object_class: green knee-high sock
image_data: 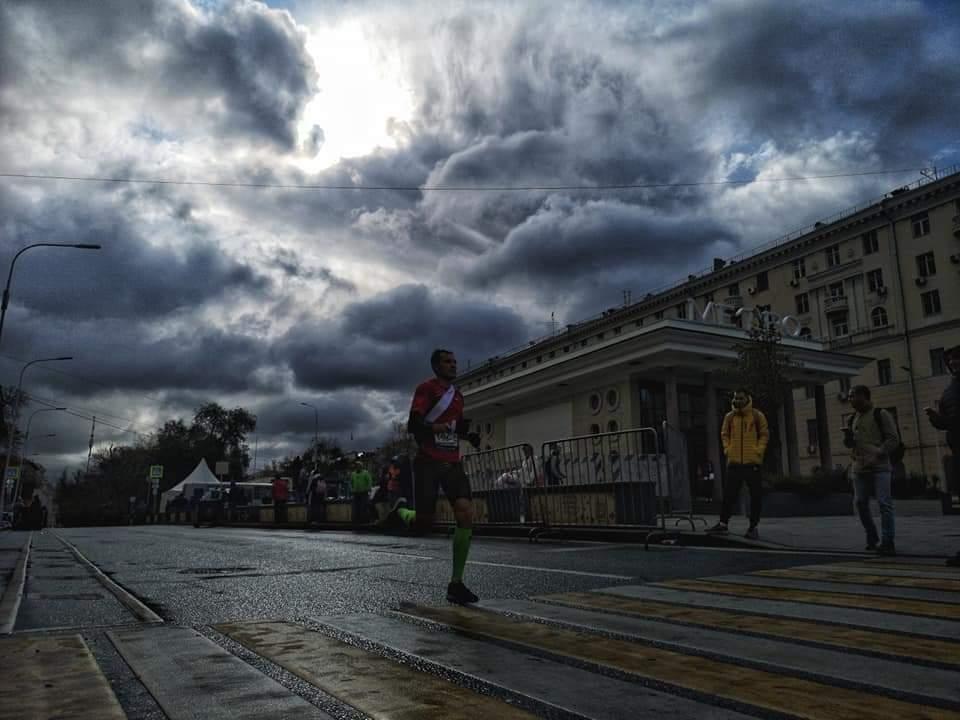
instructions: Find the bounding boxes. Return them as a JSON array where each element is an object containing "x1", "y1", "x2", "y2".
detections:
[
  {"x1": 397, "y1": 508, "x2": 416, "y2": 525},
  {"x1": 452, "y1": 527, "x2": 472, "y2": 583}
]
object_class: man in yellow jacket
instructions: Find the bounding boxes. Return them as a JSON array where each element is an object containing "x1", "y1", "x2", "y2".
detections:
[{"x1": 708, "y1": 388, "x2": 769, "y2": 539}]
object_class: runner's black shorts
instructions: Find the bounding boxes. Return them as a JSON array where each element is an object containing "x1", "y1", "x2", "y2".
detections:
[{"x1": 413, "y1": 457, "x2": 472, "y2": 512}]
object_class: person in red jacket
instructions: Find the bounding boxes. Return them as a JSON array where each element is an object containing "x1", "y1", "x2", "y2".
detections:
[
  {"x1": 272, "y1": 473, "x2": 289, "y2": 525},
  {"x1": 390, "y1": 348, "x2": 481, "y2": 604}
]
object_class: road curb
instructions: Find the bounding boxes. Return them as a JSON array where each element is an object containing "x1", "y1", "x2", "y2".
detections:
[
  {"x1": 55, "y1": 533, "x2": 164, "y2": 624},
  {"x1": 0, "y1": 532, "x2": 32, "y2": 634}
]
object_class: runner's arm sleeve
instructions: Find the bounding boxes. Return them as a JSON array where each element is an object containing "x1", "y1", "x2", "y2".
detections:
[{"x1": 407, "y1": 384, "x2": 435, "y2": 436}]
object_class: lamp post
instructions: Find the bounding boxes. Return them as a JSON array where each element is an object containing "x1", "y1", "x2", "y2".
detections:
[
  {"x1": 0, "y1": 242, "x2": 102, "y2": 349},
  {"x1": 12, "y1": 407, "x2": 67, "y2": 505},
  {"x1": 0, "y1": 357, "x2": 72, "y2": 516},
  {"x1": 300, "y1": 402, "x2": 319, "y2": 468}
]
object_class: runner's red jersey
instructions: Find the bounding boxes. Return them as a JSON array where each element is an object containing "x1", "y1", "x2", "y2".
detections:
[{"x1": 409, "y1": 377, "x2": 465, "y2": 463}]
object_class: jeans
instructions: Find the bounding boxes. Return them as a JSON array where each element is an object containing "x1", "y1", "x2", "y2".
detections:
[
  {"x1": 854, "y1": 470, "x2": 894, "y2": 545},
  {"x1": 352, "y1": 492, "x2": 368, "y2": 526},
  {"x1": 720, "y1": 464, "x2": 762, "y2": 527}
]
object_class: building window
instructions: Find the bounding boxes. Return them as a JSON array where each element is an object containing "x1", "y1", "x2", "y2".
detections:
[
  {"x1": 589, "y1": 423, "x2": 601, "y2": 435},
  {"x1": 839, "y1": 377, "x2": 851, "y2": 394},
  {"x1": 871, "y1": 306, "x2": 888, "y2": 328},
  {"x1": 654, "y1": 311, "x2": 664, "y2": 320},
  {"x1": 831, "y1": 314, "x2": 849, "y2": 337},
  {"x1": 826, "y1": 244, "x2": 841, "y2": 267},
  {"x1": 676, "y1": 303, "x2": 688, "y2": 319},
  {"x1": 597, "y1": 332, "x2": 605, "y2": 340},
  {"x1": 931, "y1": 347, "x2": 947, "y2": 376},
  {"x1": 606, "y1": 388, "x2": 621, "y2": 410},
  {"x1": 921, "y1": 290, "x2": 941, "y2": 316},
  {"x1": 911, "y1": 212, "x2": 930, "y2": 238},
  {"x1": 862, "y1": 229, "x2": 879, "y2": 255},
  {"x1": 755, "y1": 271, "x2": 769, "y2": 291},
  {"x1": 867, "y1": 268, "x2": 884, "y2": 292},
  {"x1": 806, "y1": 419, "x2": 819, "y2": 452},
  {"x1": 804, "y1": 384, "x2": 816, "y2": 400},
  {"x1": 613, "y1": 326, "x2": 622, "y2": 335},
  {"x1": 549, "y1": 351, "x2": 555, "y2": 359},
  {"x1": 795, "y1": 293, "x2": 810, "y2": 315},
  {"x1": 580, "y1": 340, "x2": 587, "y2": 347},
  {"x1": 588, "y1": 392, "x2": 602, "y2": 415},
  {"x1": 484, "y1": 422, "x2": 494, "y2": 435},
  {"x1": 799, "y1": 327, "x2": 813, "y2": 338},
  {"x1": 607, "y1": 420, "x2": 620, "y2": 433},
  {"x1": 793, "y1": 258, "x2": 806, "y2": 280},
  {"x1": 916, "y1": 251, "x2": 937, "y2": 277},
  {"x1": 828, "y1": 281, "x2": 844, "y2": 298},
  {"x1": 727, "y1": 282, "x2": 739, "y2": 297},
  {"x1": 877, "y1": 358, "x2": 892, "y2": 386}
]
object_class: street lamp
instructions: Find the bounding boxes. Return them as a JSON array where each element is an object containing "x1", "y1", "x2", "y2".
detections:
[
  {"x1": 0, "y1": 242, "x2": 102, "y2": 349},
  {"x1": 300, "y1": 402, "x2": 319, "y2": 468},
  {"x1": 0, "y1": 357, "x2": 72, "y2": 515},
  {"x1": 13, "y1": 407, "x2": 67, "y2": 504}
]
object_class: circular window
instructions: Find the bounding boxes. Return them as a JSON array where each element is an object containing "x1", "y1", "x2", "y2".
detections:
[
  {"x1": 588, "y1": 392, "x2": 602, "y2": 415},
  {"x1": 590, "y1": 423, "x2": 601, "y2": 435},
  {"x1": 606, "y1": 388, "x2": 620, "y2": 411},
  {"x1": 607, "y1": 420, "x2": 620, "y2": 433}
]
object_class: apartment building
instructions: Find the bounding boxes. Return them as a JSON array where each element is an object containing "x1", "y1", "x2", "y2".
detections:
[{"x1": 458, "y1": 167, "x2": 960, "y2": 485}]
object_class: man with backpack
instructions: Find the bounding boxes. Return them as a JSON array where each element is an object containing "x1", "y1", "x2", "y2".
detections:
[
  {"x1": 844, "y1": 385, "x2": 902, "y2": 556},
  {"x1": 707, "y1": 388, "x2": 769, "y2": 540},
  {"x1": 925, "y1": 344, "x2": 960, "y2": 567}
]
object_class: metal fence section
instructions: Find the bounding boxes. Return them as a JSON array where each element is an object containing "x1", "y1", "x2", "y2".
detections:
[
  {"x1": 460, "y1": 444, "x2": 540, "y2": 527},
  {"x1": 659, "y1": 421, "x2": 703, "y2": 530},
  {"x1": 538, "y1": 428, "x2": 664, "y2": 532}
]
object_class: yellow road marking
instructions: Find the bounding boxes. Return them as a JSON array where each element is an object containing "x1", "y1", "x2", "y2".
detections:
[
  {"x1": 804, "y1": 562, "x2": 960, "y2": 578},
  {"x1": 402, "y1": 605, "x2": 959, "y2": 720},
  {"x1": 216, "y1": 621, "x2": 537, "y2": 720},
  {"x1": 660, "y1": 579, "x2": 960, "y2": 619},
  {"x1": 0, "y1": 634, "x2": 126, "y2": 720},
  {"x1": 537, "y1": 591, "x2": 960, "y2": 667},
  {"x1": 861, "y1": 561, "x2": 960, "y2": 574},
  {"x1": 753, "y1": 568, "x2": 960, "y2": 592}
]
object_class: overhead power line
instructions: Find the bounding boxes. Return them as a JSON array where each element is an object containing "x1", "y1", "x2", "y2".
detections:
[{"x1": 0, "y1": 168, "x2": 928, "y2": 193}]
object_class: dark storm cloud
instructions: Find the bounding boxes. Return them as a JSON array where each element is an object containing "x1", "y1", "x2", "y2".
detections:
[
  {"x1": 667, "y1": 1, "x2": 960, "y2": 164},
  {"x1": 457, "y1": 195, "x2": 734, "y2": 295},
  {"x1": 3, "y1": 314, "x2": 277, "y2": 397},
  {"x1": 268, "y1": 246, "x2": 355, "y2": 290},
  {"x1": 281, "y1": 284, "x2": 531, "y2": 391},
  {"x1": 0, "y1": 186, "x2": 271, "y2": 320},
  {"x1": 0, "y1": 0, "x2": 317, "y2": 149},
  {"x1": 254, "y1": 394, "x2": 375, "y2": 436}
]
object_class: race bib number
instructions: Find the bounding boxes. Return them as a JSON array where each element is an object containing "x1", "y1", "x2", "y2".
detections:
[{"x1": 434, "y1": 431, "x2": 459, "y2": 448}]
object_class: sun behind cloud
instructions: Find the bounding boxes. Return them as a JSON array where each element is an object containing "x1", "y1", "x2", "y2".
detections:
[{"x1": 297, "y1": 20, "x2": 415, "y2": 171}]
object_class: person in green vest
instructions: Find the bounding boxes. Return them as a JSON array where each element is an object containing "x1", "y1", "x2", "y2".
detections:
[{"x1": 350, "y1": 460, "x2": 373, "y2": 527}]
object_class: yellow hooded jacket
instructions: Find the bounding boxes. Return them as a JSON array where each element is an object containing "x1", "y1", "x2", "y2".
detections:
[{"x1": 721, "y1": 399, "x2": 769, "y2": 466}]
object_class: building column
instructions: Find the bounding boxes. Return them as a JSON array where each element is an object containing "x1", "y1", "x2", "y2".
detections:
[
  {"x1": 704, "y1": 372, "x2": 723, "y2": 501},
  {"x1": 782, "y1": 386, "x2": 801, "y2": 477},
  {"x1": 663, "y1": 371, "x2": 690, "y2": 510},
  {"x1": 777, "y1": 404, "x2": 790, "y2": 478},
  {"x1": 814, "y1": 384, "x2": 833, "y2": 471}
]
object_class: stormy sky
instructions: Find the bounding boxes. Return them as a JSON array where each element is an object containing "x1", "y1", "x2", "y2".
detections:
[{"x1": 1, "y1": 0, "x2": 958, "y2": 478}]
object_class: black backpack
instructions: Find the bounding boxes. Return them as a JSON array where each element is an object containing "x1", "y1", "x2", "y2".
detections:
[{"x1": 848, "y1": 408, "x2": 905, "y2": 464}]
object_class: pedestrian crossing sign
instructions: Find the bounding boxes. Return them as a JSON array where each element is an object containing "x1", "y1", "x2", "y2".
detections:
[
  {"x1": 149, "y1": 465, "x2": 163, "y2": 479},
  {"x1": 5, "y1": 467, "x2": 19, "y2": 480}
]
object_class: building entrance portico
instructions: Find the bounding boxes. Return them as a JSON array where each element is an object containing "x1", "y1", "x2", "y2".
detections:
[{"x1": 459, "y1": 319, "x2": 870, "y2": 502}]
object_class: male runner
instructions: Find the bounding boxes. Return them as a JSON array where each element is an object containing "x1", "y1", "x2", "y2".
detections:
[{"x1": 391, "y1": 348, "x2": 481, "y2": 604}]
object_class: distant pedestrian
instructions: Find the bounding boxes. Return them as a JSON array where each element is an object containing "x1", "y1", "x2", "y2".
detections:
[
  {"x1": 926, "y1": 344, "x2": 960, "y2": 567},
  {"x1": 307, "y1": 472, "x2": 327, "y2": 525},
  {"x1": 350, "y1": 461, "x2": 372, "y2": 526},
  {"x1": 272, "y1": 473, "x2": 289, "y2": 524},
  {"x1": 845, "y1": 385, "x2": 901, "y2": 556},
  {"x1": 521, "y1": 445, "x2": 543, "y2": 487},
  {"x1": 544, "y1": 444, "x2": 565, "y2": 486},
  {"x1": 708, "y1": 388, "x2": 769, "y2": 540}
]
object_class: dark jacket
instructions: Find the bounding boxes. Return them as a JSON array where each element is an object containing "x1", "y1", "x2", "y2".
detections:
[{"x1": 931, "y1": 375, "x2": 960, "y2": 450}]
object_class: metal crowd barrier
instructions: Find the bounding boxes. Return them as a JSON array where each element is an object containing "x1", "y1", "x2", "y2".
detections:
[
  {"x1": 460, "y1": 444, "x2": 541, "y2": 533},
  {"x1": 537, "y1": 427, "x2": 665, "y2": 537}
]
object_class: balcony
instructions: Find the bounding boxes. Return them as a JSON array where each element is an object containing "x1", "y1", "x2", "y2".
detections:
[
  {"x1": 823, "y1": 295, "x2": 848, "y2": 314},
  {"x1": 726, "y1": 295, "x2": 744, "y2": 308}
]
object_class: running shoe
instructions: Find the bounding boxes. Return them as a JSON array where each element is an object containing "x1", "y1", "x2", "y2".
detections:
[
  {"x1": 744, "y1": 527, "x2": 759, "y2": 540},
  {"x1": 705, "y1": 522, "x2": 728, "y2": 534},
  {"x1": 446, "y1": 581, "x2": 479, "y2": 605},
  {"x1": 383, "y1": 498, "x2": 409, "y2": 529},
  {"x1": 877, "y1": 542, "x2": 896, "y2": 557},
  {"x1": 865, "y1": 541, "x2": 878, "y2": 551}
]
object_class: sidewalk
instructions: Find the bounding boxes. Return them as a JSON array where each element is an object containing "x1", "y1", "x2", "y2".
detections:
[
  {"x1": 1, "y1": 530, "x2": 31, "y2": 632},
  {"x1": 695, "y1": 511, "x2": 960, "y2": 557}
]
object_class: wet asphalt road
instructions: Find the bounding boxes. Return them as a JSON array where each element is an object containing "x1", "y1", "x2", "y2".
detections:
[
  {"x1": 15, "y1": 527, "x2": 859, "y2": 719},
  {"x1": 55, "y1": 526, "x2": 849, "y2": 627}
]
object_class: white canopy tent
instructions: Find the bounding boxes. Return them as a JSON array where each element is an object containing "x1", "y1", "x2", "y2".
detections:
[{"x1": 159, "y1": 459, "x2": 221, "y2": 511}]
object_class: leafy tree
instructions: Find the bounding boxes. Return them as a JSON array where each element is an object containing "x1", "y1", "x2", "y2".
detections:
[{"x1": 724, "y1": 322, "x2": 797, "y2": 476}]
